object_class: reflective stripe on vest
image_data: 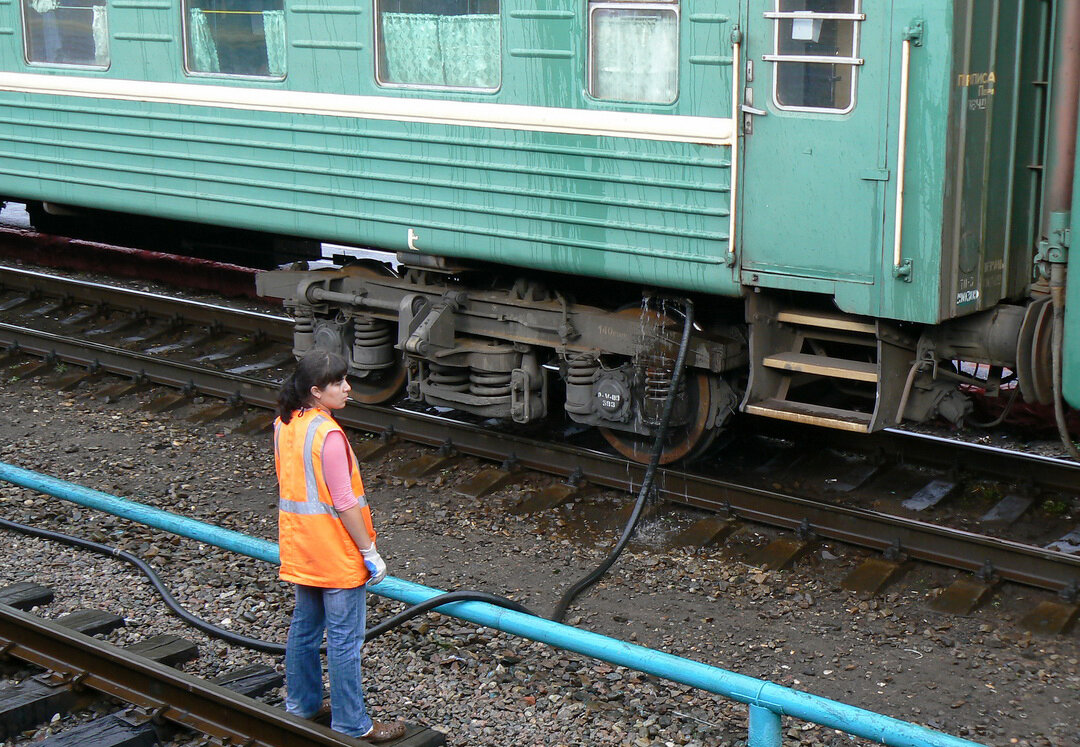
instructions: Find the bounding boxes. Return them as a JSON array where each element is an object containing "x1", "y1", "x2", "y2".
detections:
[{"x1": 277, "y1": 413, "x2": 339, "y2": 517}]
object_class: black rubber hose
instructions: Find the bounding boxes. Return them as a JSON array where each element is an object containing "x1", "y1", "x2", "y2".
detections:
[
  {"x1": 0, "y1": 517, "x2": 535, "y2": 653},
  {"x1": 551, "y1": 298, "x2": 695, "y2": 622}
]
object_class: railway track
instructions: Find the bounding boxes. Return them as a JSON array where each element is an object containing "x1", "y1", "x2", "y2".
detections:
[
  {"x1": 0, "y1": 582, "x2": 440, "y2": 746},
  {"x1": 1, "y1": 262, "x2": 1078, "y2": 631}
]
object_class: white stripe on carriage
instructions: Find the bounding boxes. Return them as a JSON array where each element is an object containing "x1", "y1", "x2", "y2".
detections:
[{"x1": 0, "y1": 72, "x2": 735, "y2": 146}]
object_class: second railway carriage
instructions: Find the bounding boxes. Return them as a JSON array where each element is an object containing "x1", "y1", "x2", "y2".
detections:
[{"x1": 0, "y1": 0, "x2": 1078, "y2": 463}]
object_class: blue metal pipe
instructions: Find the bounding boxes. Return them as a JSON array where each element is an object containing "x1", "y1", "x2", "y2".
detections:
[
  {"x1": 0, "y1": 460, "x2": 987, "y2": 747},
  {"x1": 749, "y1": 704, "x2": 783, "y2": 747}
]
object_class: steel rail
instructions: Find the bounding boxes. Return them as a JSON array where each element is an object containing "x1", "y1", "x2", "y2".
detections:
[
  {"x1": 0, "y1": 603, "x2": 374, "y2": 746},
  {"x1": 0, "y1": 321, "x2": 277, "y2": 402},
  {"x1": 6, "y1": 265, "x2": 1077, "y2": 486},
  {"x1": 880, "y1": 427, "x2": 1080, "y2": 492},
  {"x1": 1, "y1": 319, "x2": 1077, "y2": 595},
  {"x1": 754, "y1": 420, "x2": 1080, "y2": 495},
  {"x1": 0, "y1": 264, "x2": 291, "y2": 336}
]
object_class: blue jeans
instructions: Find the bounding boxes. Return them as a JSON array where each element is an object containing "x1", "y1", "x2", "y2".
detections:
[{"x1": 285, "y1": 584, "x2": 373, "y2": 737}]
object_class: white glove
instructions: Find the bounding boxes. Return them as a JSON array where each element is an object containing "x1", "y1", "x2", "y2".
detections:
[{"x1": 360, "y1": 545, "x2": 387, "y2": 585}]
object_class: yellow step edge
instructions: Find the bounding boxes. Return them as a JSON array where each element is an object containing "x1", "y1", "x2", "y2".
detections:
[
  {"x1": 745, "y1": 399, "x2": 873, "y2": 433},
  {"x1": 763, "y1": 352, "x2": 879, "y2": 383},
  {"x1": 777, "y1": 310, "x2": 878, "y2": 335}
]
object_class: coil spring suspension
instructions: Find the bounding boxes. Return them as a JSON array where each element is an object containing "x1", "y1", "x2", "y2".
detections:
[
  {"x1": 293, "y1": 307, "x2": 314, "y2": 335},
  {"x1": 427, "y1": 362, "x2": 470, "y2": 392},
  {"x1": 642, "y1": 356, "x2": 679, "y2": 426},
  {"x1": 290, "y1": 306, "x2": 316, "y2": 356},
  {"x1": 470, "y1": 370, "x2": 512, "y2": 398},
  {"x1": 351, "y1": 318, "x2": 395, "y2": 369},
  {"x1": 353, "y1": 318, "x2": 391, "y2": 346},
  {"x1": 567, "y1": 356, "x2": 600, "y2": 386}
]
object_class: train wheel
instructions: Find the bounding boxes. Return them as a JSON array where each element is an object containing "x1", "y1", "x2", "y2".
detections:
[
  {"x1": 600, "y1": 370, "x2": 720, "y2": 465},
  {"x1": 347, "y1": 360, "x2": 407, "y2": 405}
]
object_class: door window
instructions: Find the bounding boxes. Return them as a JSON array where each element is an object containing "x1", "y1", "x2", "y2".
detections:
[
  {"x1": 587, "y1": 1, "x2": 679, "y2": 105},
  {"x1": 183, "y1": 0, "x2": 286, "y2": 78},
  {"x1": 764, "y1": 0, "x2": 864, "y2": 113},
  {"x1": 22, "y1": 0, "x2": 109, "y2": 68},
  {"x1": 375, "y1": 0, "x2": 501, "y2": 90}
]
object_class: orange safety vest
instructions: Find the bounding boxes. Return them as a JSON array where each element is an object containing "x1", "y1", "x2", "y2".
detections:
[{"x1": 275, "y1": 408, "x2": 376, "y2": 588}]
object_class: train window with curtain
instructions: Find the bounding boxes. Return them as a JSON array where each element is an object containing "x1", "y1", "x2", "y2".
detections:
[
  {"x1": 765, "y1": 0, "x2": 864, "y2": 113},
  {"x1": 183, "y1": 0, "x2": 286, "y2": 78},
  {"x1": 22, "y1": 0, "x2": 110, "y2": 68},
  {"x1": 376, "y1": 0, "x2": 501, "y2": 90},
  {"x1": 587, "y1": 1, "x2": 679, "y2": 105}
]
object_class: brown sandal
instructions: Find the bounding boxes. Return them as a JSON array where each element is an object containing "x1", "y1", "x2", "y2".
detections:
[{"x1": 363, "y1": 719, "x2": 407, "y2": 743}]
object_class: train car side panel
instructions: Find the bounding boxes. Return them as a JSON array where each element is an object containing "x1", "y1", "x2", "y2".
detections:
[
  {"x1": 739, "y1": 0, "x2": 895, "y2": 318},
  {"x1": 938, "y1": 0, "x2": 1046, "y2": 317},
  {"x1": 0, "y1": 0, "x2": 741, "y2": 296},
  {"x1": 1065, "y1": 107, "x2": 1080, "y2": 410}
]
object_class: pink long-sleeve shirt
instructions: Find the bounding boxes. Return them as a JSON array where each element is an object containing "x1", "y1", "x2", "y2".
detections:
[{"x1": 321, "y1": 430, "x2": 359, "y2": 512}]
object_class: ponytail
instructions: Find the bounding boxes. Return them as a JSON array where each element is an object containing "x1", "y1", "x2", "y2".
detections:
[{"x1": 276, "y1": 349, "x2": 349, "y2": 423}]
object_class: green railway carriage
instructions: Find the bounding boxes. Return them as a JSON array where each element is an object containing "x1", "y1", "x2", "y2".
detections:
[{"x1": 0, "y1": 0, "x2": 1077, "y2": 462}]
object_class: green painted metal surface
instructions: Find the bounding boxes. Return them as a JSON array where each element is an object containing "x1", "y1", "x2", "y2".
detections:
[
  {"x1": 0, "y1": 2, "x2": 738, "y2": 296},
  {"x1": 938, "y1": 1, "x2": 1045, "y2": 318},
  {"x1": 1064, "y1": 123, "x2": 1080, "y2": 409},
  {"x1": 739, "y1": 0, "x2": 893, "y2": 314},
  {"x1": 0, "y1": 1, "x2": 1057, "y2": 326}
]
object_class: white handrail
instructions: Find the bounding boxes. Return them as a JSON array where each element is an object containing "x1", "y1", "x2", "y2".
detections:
[
  {"x1": 893, "y1": 38, "x2": 912, "y2": 273},
  {"x1": 729, "y1": 39, "x2": 740, "y2": 262}
]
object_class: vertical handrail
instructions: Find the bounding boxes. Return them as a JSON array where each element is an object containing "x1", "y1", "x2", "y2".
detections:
[
  {"x1": 892, "y1": 37, "x2": 912, "y2": 276},
  {"x1": 889, "y1": 28, "x2": 915, "y2": 280},
  {"x1": 729, "y1": 37, "x2": 741, "y2": 264}
]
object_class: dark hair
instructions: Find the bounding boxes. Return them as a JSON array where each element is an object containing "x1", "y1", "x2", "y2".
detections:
[{"x1": 277, "y1": 350, "x2": 349, "y2": 422}]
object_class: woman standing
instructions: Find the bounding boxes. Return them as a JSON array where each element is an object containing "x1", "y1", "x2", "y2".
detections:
[{"x1": 274, "y1": 350, "x2": 406, "y2": 742}]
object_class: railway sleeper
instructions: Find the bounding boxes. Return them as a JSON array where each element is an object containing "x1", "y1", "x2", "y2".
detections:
[
  {"x1": 0, "y1": 602, "x2": 190, "y2": 743},
  {"x1": 0, "y1": 582, "x2": 445, "y2": 746}
]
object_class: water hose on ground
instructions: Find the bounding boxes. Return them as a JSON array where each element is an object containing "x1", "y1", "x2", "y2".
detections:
[
  {"x1": 551, "y1": 298, "x2": 695, "y2": 623},
  {"x1": 0, "y1": 516, "x2": 534, "y2": 653}
]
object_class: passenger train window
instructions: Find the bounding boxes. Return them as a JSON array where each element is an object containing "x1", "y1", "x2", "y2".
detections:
[
  {"x1": 183, "y1": 0, "x2": 286, "y2": 78},
  {"x1": 764, "y1": 0, "x2": 864, "y2": 113},
  {"x1": 376, "y1": 0, "x2": 501, "y2": 90},
  {"x1": 587, "y1": 1, "x2": 679, "y2": 105},
  {"x1": 22, "y1": 0, "x2": 110, "y2": 68}
]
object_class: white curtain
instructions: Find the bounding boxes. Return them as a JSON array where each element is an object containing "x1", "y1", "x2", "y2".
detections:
[
  {"x1": 263, "y1": 9, "x2": 286, "y2": 76},
  {"x1": 188, "y1": 8, "x2": 221, "y2": 72},
  {"x1": 591, "y1": 10, "x2": 678, "y2": 104},
  {"x1": 29, "y1": 0, "x2": 58, "y2": 13},
  {"x1": 91, "y1": 4, "x2": 109, "y2": 65},
  {"x1": 381, "y1": 12, "x2": 500, "y2": 88}
]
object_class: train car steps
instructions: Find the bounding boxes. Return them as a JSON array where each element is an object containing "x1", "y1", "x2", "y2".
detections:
[
  {"x1": 761, "y1": 352, "x2": 878, "y2": 383},
  {"x1": 744, "y1": 296, "x2": 909, "y2": 433}
]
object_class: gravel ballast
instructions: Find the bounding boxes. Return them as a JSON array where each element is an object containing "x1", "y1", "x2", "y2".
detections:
[{"x1": 0, "y1": 371, "x2": 1076, "y2": 746}]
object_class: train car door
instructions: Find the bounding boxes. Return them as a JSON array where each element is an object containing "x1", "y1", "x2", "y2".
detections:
[{"x1": 738, "y1": 0, "x2": 890, "y2": 311}]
